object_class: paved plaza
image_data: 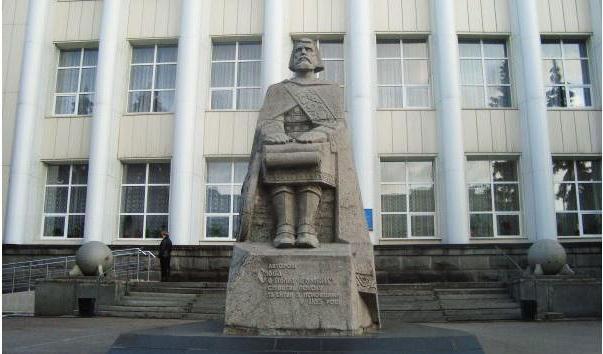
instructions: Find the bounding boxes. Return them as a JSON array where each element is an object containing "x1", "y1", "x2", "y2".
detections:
[{"x1": 1, "y1": 316, "x2": 600, "y2": 354}]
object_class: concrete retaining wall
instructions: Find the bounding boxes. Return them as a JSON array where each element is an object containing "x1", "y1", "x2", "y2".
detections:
[
  {"x1": 3, "y1": 290, "x2": 34, "y2": 313},
  {"x1": 3, "y1": 242, "x2": 601, "y2": 283},
  {"x1": 34, "y1": 278, "x2": 126, "y2": 316},
  {"x1": 511, "y1": 276, "x2": 602, "y2": 319}
]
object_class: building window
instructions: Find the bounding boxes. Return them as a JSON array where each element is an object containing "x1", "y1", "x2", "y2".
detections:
[
  {"x1": 380, "y1": 160, "x2": 436, "y2": 238},
  {"x1": 205, "y1": 160, "x2": 248, "y2": 239},
  {"x1": 467, "y1": 159, "x2": 521, "y2": 237},
  {"x1": 317, "y1": 40, "x2": 344, "y2": 86},
  {"x1": 128, "y1": 45, "x2": 177, "y2": 113},
  {"x1": 119, "y1": 163, "x2": 170, "y2": 238},
  {"x1": 42, "y1": 164, "x2": 88, "y2": 238},
  {"x1": 210, "y1": 41, "x2": 262, "y2": 110},
  {"x1": 542, "y1": 39, "x2": 592, "y2": 107},
  {"x1": 376, "y1": 39, "x2": 431, "y2": 109},
  {"x1": 553, "y1": 158, "x2": 601, "y2": 236},
  {"x1": 459, "y1": 39, "x2": 512, "y2": 108},
  {"x1": 54, "y1": 48, "x2": 98, "y2": 115}
]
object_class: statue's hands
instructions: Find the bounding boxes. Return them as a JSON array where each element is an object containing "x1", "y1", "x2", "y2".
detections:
[
  {"x1": 296, "y1": 130, "x2": 328, "y2": 144},
  {"x1": 263, "y1": 132, "x2": 293, "y2": 145}
]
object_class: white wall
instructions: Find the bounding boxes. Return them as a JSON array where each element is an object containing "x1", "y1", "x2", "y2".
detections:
[
  {"x1": 548, "y1": 110, "x2": 602, "y2": 154},
  {"x1": 373, "y1": 0, "x2": 430, "y2": 32},
  {"x1": 211, "y1": 0, "x2": 263, "y2": 35},
  {"x1": 462, "y1": 110, "x2": 521, "y2": 153},
  {"x1": 118, "y1": 115, "x2": 174, "y2": 158},
  {"x1": 52, "y1": 0, "x2": 103, "y2": 41},
  {"x1": 454, "y1": 0, "x2": 511, "y2": 32},
  {"x1": 537, "y1": 0, "x2": 592, "y2": 33},
  {"x1": 289, "y1": 0, "x2": 346, "y2": 33},
  {"x1": 126, "y1": 0, "x2": 182, "y2": 38},
  {"x1": 2, "y1": 0, "x2": 601, "y2": 244},
  {"x1": 375, "y1": 111, "x2": 437, "y2": 154}
]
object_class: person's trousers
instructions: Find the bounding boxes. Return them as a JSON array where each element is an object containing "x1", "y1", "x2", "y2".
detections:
[{"x1": 160, "y1": 257, "x2": 171, "y2": 281}]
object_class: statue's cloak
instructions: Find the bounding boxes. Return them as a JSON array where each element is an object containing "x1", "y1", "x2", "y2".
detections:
[{"x1": 237, "y1": 78, "x2": 380, "y2": 324}]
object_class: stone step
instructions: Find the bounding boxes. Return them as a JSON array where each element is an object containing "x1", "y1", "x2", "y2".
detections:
[
  {"x1": 444, "y1": 308, "x2": 522, "y2": 321},
  {"x1": 188, "y1": 298, "x2": 227, "y2": 307},
  {"x1": 435, "y1": 288, "x2": 508, "y2": 295},
  {"x1": 190, "y1": 298, "x2": 226, "y2": 304},
  {"x1": 432, "y1": 282, "x2": 505, "y2": 289},
  {"x1": 128, "y1": 287, "x2": 227, "y2": 295},
  {"x1": 437, "y1": 293, "x2": 511, "y2": 300},
  {"x1": 380, "y1": 310, "x2": 446, "y2": 322},
  {"x1": 120, "y1": 298, "x2": 189, "y2": 307},
  {"x1": 125, "y1": 294, "x2": 225, "y2": 304},
  {"x1": 98, "y1": 305, "x2": 191, "y2": 313},
  {"x1": 102, "y1": 281, "x2": 520, "y2": 323},
  {"x1": 379, "y1": 282, "x2": 505, "y2": 290},
  {"x1": 378, "y1": 295, "x2": 437, "y2": 303},
  {"x1": 128, "y1": 281, "x2": 226, "y2": 289},
  {"x1": 129, "y1": 281, "x2": 505, "y2": 290},
  {"x1": 440, "y1": 299, "x2": 520, "y2": 310},
  {"x1": 126, "y1": 291, "x2": 200, "y2": 299},
  {"x1": 379, "y1": 301, "x2": 441, "y2": 311},
  {"x1": 378, "y1": 284, "x2": 433, "y2": 291},
  {"x1": 189, "y1": 305, "x2": 225, "y2": 314},
  {"x1": 96, "y1": 310, "x2": 224, "y2": 320},
  {"x1": 377, "y1": 289, "x2": 434, "y2": 296}
]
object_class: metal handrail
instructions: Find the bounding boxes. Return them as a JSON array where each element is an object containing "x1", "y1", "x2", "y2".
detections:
[
  {"x1": 494, "y1": 246, "x2": 524, "y2": 272},
  {"x1": 2, "y1": 248, "x2": 157, "y2": 294}
]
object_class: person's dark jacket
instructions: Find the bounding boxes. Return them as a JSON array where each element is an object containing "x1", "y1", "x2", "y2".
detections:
[{"x1": 158, "y1": 236, "x2": 172, "y2": 259}]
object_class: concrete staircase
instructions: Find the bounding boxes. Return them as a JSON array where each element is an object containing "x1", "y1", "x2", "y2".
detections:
[
  {"x1": 97, "y1": 281, "x2": 521, "y2": 322},
  {"x1": 96, "y1": 281, "x2": 226, "y2": 320},
  {"x1": 379, "y1": 282, "x2": 522, "y2": 322}
]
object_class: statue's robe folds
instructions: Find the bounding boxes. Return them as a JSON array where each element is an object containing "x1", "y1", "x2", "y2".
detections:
[{"x1": 237, "y1": 78, "x2": 380, "y2": 326}]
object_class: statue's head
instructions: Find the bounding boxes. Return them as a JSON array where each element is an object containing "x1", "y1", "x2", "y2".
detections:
[{"x1": 289, "y1": 38, "x2": 324, "y2": 73}]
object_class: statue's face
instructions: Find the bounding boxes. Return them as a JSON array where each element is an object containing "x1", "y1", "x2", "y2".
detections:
[{"x1": 292, "y1": 41, "x2": 318, "y2": 71}]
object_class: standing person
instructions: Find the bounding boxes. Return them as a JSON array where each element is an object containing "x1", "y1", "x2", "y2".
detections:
[{"x1": 158, "y1": 230, "x2": 172, "y2": 282}]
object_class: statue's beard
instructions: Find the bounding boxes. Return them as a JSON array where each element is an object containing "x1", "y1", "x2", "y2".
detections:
[{"x1": 294, "y1": 57, "x2": 315, "y2": 71}]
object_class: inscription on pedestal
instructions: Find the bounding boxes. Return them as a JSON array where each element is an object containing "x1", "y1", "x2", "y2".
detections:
[
  {"x1": 258, "y1": 262, "x2": 342, "y2": 306},
  {"x1": 224, "y1": 244, "x2": 372, "y2": 334}
]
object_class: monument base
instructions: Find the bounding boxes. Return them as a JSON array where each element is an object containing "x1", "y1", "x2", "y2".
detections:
[
  {"x1": 108, "y1": 320, "x2": 485, "y2": 354},
  {"x1": 224, "y1": 243, "x2": 375, "y2": 336}
]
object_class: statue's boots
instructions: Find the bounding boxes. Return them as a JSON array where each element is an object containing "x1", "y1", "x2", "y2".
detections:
[
  {"x1": 295, "y1": 185, "x2": 321, "y2": 248},
  {"x1": 271, "y1": 186, "x2": 296, "y2": 248}
]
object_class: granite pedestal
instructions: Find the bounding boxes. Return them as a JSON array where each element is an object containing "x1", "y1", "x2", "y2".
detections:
[
  {"x1": 224, "y1": 243, "x2": 374, "y2": 336},
  {"x1": 108, "y1": 320, "x2": 485, "y2": 354}
]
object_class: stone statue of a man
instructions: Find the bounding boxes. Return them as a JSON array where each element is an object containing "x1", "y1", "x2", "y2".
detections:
[
  {"x1": 238, "y1": 38, "x2": 344, "y2": 249},
  {"x1": 231, "y1": 38, "x2": 380, "y2": 332}
]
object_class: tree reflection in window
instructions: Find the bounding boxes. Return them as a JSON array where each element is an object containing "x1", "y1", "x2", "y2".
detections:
[{"x1": 553, "y1": 159, "x2": 602, "y2": 236}]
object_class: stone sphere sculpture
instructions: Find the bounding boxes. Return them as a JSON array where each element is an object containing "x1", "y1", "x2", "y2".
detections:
[
  {"x1": 75, "y1": 241, "x2": 113, "y2": 276},
  {"x1": 527, "y1": 239, "x2": 567, "y2": 275}
]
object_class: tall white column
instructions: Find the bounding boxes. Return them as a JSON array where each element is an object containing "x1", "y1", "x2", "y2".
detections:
[
  {"x1": 168, "y1": 0, "x2": 206, "y2": 245},
  {"x1": 346, "y1": 0, "x2": 376, "y2": 230},
  {"x1": 510, "y1": 0, "x2": 557, "y2": 240},
  {"x1": 590, "y1": 0, "x2": 602, "y2": 108},
  {"x1": 4, "y1": 0, "x2": 50, "y2": 244},
  {"x1": 83, "y1": 0, "x2": 121, "y2": 242},
  {"x1": 262, "y1": 0, "x2": 289, "y2": 93},
  {"x1": 431, "y1": 0, "x2": 470, "y2": 243}
]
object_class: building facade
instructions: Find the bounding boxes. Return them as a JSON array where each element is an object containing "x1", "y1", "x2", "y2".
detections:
[{"x1": 3, "y1": 0, "x2": 602, "y2": 248}]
